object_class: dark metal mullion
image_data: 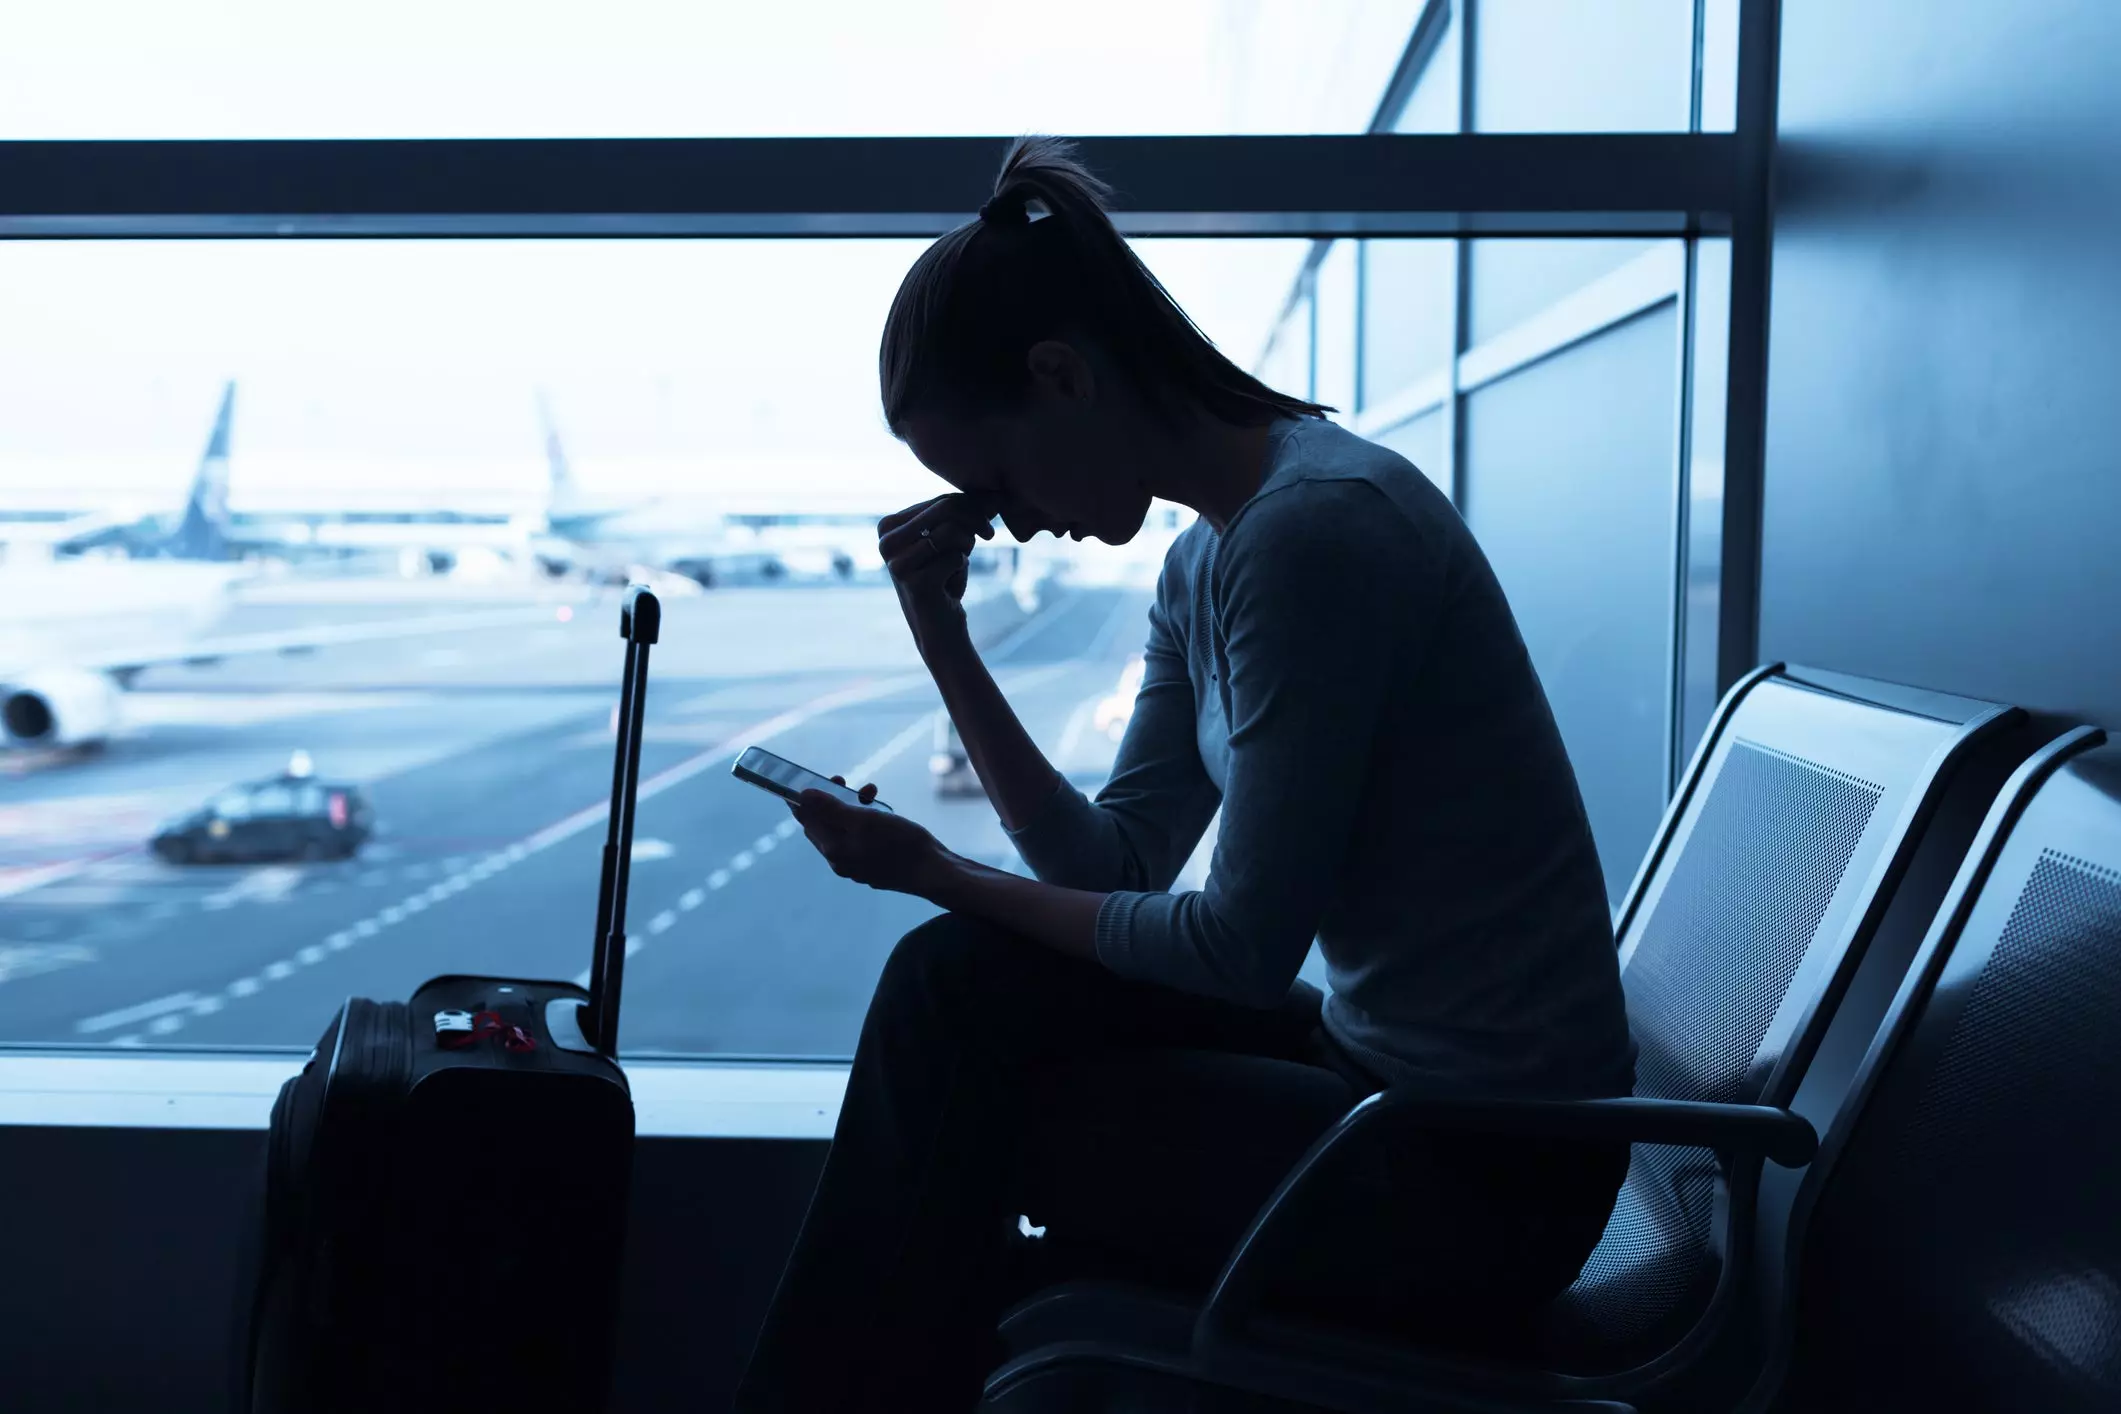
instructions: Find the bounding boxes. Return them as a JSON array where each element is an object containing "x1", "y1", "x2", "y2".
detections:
[
  {"x1": 1667, "y1": 0, "x2": 1713, "y2": 796},
  {"x1": 1715, "y1": 0, "x2": 1780, "y2": 694},
  {"x1": 1446, "y1": 0, "x2": 1479, "y2": 515}
]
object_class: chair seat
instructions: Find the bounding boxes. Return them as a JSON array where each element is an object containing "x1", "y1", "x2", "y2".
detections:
[{"x1": 991, "y1": 1282, "x2": 1640, "y2": 1414}]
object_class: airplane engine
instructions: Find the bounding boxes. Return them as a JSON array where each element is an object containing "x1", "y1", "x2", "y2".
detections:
[{"x1": 1, "y1": 668, "x2": 122, "y2": 747}]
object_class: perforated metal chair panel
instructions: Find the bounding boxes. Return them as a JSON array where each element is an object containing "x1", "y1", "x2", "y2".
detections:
[
  {"x1": 1545, "y1": 729, "x2": 1888, "y2": 1366},
  {"x1": 1808, "y1": 760, "x2": 2121, "y2": 1412}
]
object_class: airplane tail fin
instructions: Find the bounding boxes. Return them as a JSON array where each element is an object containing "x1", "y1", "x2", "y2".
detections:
[
  {"x1": 536, "y1": 389, "x2": 577, "y2": 513},
  {"x1": 168, "y1": 380, "x2": 235, "y2": 560}
]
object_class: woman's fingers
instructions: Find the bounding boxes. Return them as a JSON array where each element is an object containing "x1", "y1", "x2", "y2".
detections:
[
  {"x1": 876, "y1": 496, "x2": 949, "y2": 538},
  {"x1": 877, "y1": 495, "x2": 999, "y2": 564}
]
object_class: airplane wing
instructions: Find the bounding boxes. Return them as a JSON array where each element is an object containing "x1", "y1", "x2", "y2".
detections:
[{"x1": 76, "y1": 604, "x2": 578, "y2": 677}]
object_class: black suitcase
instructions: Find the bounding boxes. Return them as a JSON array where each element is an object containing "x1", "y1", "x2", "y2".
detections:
[{"x1": 239, "y1": 586, "x2": 660, "y2": 1414}]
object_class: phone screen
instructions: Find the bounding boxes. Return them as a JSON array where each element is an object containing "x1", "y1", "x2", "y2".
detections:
[{"x1": 731, "y1": 747, "x2": 892, "y2": 812}]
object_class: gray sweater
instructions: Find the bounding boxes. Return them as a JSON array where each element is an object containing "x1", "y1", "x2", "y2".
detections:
[{"x1": 1008, "y1": 416, "x2": 1635, "y2": 1099}]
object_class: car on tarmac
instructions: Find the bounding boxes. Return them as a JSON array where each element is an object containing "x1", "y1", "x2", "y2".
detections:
[{"x1": 151, "y1": 758, "x2": 374, "y2": 864}]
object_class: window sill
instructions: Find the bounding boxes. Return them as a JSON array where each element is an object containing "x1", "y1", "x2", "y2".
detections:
[{"x1": 0, "y1": 1053, "x2": 847, "y2": 1138}]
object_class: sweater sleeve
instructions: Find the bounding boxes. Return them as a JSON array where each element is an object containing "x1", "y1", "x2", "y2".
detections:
[
  {"x1": 1094, "y1": 480, "x2": 1441, "y2": 1006},
  {"x1": 1005, "y1": 549, "x2": 1223, "y2": 893}
]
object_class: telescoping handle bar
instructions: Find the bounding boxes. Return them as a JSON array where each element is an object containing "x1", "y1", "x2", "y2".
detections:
[{"x1": 582, "y1": 585, "x2": 660, "y2": 1057}]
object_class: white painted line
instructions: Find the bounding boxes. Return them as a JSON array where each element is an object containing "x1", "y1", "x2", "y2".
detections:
[
  {"x1": 632, "y1": 838, "x2": 676, "y2": 862},
  {"x1": 263, "y1": 961, "x2": 294, "y2": 981},
  {"x1": 648, "y1": 910, "x2": 676, "y2": 935},
  {"x1": 754, "y1": 834, "x2": 777, "y2": 854},
  {"x1": 841, "y1": 710, "x2": 942, "y2": 788},
  {"x1": 515, "y1": 671, "x2": 931, "y2": 858},
  {"x1": 190, "y1": 996, "x2": 224, "y2": 1017},
  {"x1": 229, "y1": 978, "x2": 261, "y2": 998},
  {"x1": 110, "y1": 1034, "x2": 144, "y2": 1048},
  {"x1": 775, "y1": 818, "x2": 801, "y2": 839},
  {"x1": 76, "y1": 992, "x2": 202, "y2": 1035},
  {"x1": 732, "y1": 852, "x2": 755, "y2": 872},
  {"x1": 327, "y1": 932, "x2": 355, "y2": 951},
  {"x1": 147, "y1": 1014, "x2": 185, "y2": 1036},
  {"x1": 402, "y1": 896, "x2": 429, "y2": 915},
  {"x1": 0, "y1": 856, "x2": 98, "y2": 902},
  {"x1": 379, "y1": 905, "x2": 406, "y2": 925},
  {"x1": 708, "y1": 869, "x2": 731, "y2": 889},
  {"x1": 679, "y1": 888, "x2": 705, "y2": 910},
  {"x1": 572, "y1": 935, "x2": 645, "y2": 990},
  {"x1": 297, "y1": 946, "x2": 326, "y2": 965},
  {"x1": 354, "y1": 918, "x2": 381, "y2": 937}
]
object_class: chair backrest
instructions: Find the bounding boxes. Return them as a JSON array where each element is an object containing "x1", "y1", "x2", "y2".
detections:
[
  {"x1": 1543, "y1": 666, "x2": 2016, "y2": 1370},
  {"x1": 1772, "y1": 729, "x2": 2121, "y2": 1413}
]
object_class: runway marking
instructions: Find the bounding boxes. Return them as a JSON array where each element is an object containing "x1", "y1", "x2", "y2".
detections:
[
  {"x1": 732, "y1": 851, "x2": 755, "y2": 871},
  {"x1": 679, "y1": 889, "x2": 705, "y2": 911},
  {"x1": 229, "y1": 977, "x2": 261, "y2": 998},
  {"x1": 648, "y1": 910, "x2": 676, "y2": 935},
  {"x1": 0, "y1": 942, "x2": 98, "y2": 985},
  {"x1": 263, "y1": 961, "x2": 295, "y2": 981},
  {"x1": 753, "y1": 834, "x2": 777, "y2": 854},
  {"x1": 775, "y1": 818, "x2": 801, "y2": 839},
  {"x1": 708, "y1": 869, "x2": 731, "y2": 889},
  {"x1": 75, "y1": 991, "x2": 202, "y2": 1035},
  {"x1": 327, "y1": 931, "x2": 356, "y2": 951},
  {"x1": 297, "y1": 945, "x2": 326, "y2": 965}
]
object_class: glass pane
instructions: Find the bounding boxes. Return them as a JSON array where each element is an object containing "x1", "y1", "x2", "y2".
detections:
[
  {"x1": 2, "y1": 0, "x2": 1431, "y2": 139},
  {"x1": 1373, "y1": 408, "x2": 1451, "y2": 496},
  {"x1": 1466, "y1": 238, "x2": 1661, "y2": 347},
  {"x1": 1313, "y1": 242, "x2": 1359, "y2": 420},
  {"x1": 1359, "y1": 239, "x2": 1456, "y2": 412},
  {"x1": 0, "y1": 235, "x2": 1302, "y2": 1056},
  {"x1": 1391, "y1": 3, "x2": 1463, "y2": 133},
  {"x1": 1677, "y1": 239, "x2": 1730, "y2": 780},
  {"x1": 1461, "y1": 305, "x2": 1679, "y2": 906},
  {"x1": 1699, "y1": 0, "x2": 1741, "y2": 133},
  {"x1": 1257, "y1": 293, "x2": 1315, "y2": 403},
  {"x1": 1471, "y1": 0, "x2": 1695, "y2": 133}
]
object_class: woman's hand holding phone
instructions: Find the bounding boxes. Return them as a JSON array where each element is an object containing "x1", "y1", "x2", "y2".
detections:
[{"x1": 790, "y1": 775, "x2": 954, "y2": 899}]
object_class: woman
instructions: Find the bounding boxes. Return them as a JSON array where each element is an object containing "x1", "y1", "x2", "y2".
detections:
[{"x1": 736, "y1": 137, "x2": 1635, "y2": 1413}]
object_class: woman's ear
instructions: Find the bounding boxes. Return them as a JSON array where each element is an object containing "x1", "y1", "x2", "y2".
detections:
[{"x1": 1025, "y1": 340, "x2": 1095, "y2": 405}]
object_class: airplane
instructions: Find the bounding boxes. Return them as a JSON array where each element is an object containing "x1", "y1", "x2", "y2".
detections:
[
  {"x1": 1, "y1": 381, "x2": 237, "y2": 563},
  {"x1": 0, "y1": 385, "x2": 574, "y2": 752},
  {"x1": 527, "y1": 393, "x2": 872, "y2": 587}
]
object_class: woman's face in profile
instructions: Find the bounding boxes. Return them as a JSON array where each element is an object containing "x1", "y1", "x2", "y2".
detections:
[{"x1": 897, "y1": 346, "x2": 1156, "y2": 546}]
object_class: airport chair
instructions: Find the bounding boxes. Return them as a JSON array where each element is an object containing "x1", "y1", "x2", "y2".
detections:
[
  {"x1": 1751, "y1": 726, "x2": 2121, "y2": 1414},
  {"x1": 981, "y1": 666, "x2": 2021, "y2": 1414}
]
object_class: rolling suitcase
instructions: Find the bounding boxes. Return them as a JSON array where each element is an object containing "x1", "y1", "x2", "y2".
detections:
[{"x1": 240, "y1": 585, "x2": 660, "y2": 1414}]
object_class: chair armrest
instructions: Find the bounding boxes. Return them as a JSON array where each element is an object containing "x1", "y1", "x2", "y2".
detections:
[
  {"x1": 1369, "y1": 1092, "x2": 1817, "y2": 1167},
  {"x1": 1195, "y1": 1089, "x2": 1816, "y2": 1351}
]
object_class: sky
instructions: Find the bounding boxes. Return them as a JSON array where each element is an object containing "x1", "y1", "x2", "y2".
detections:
[{"x1": 0, "y1": 1, "x2": 1426, "y2": 515}]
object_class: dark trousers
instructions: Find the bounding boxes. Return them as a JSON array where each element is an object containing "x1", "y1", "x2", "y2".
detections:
[{"x1": 734, "y1": 914, "x2": 1627, "y2": 1413}]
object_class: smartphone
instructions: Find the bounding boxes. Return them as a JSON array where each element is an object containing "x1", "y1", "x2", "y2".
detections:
[{"x1": 732, "y1": 746, "x2": 893, "y2": 813}]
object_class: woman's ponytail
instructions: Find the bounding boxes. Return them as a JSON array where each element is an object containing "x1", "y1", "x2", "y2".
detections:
[{"x1": 881, "y1": 136, "x2": 1329, "y2": 430}]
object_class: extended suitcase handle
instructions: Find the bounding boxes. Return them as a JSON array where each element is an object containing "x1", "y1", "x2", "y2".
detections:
[{"x1": 581, "y1": 585, "x2": 659, "y2": 1056}]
